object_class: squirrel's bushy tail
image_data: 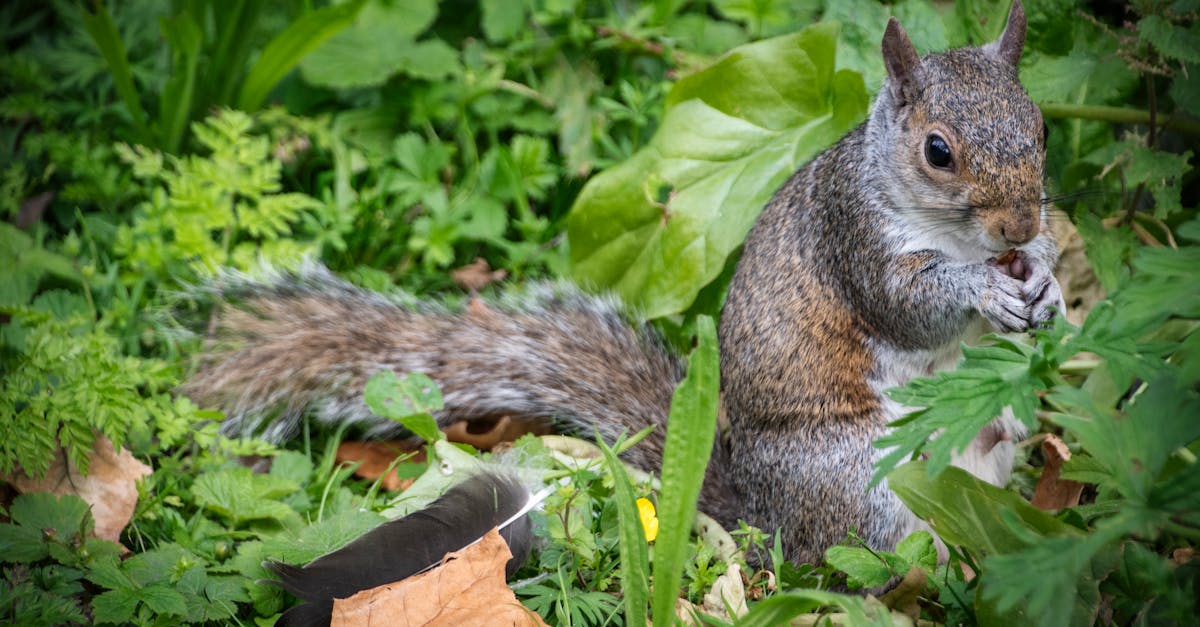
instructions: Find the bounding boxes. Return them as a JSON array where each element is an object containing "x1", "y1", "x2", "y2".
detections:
[{"x1": 184, "y1": 265, "x2": 684, "y2": 471}]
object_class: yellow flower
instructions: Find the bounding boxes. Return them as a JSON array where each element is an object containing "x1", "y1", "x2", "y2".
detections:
[{"x1": 636, "y1": 497, "x2": 659, "y2": 542}]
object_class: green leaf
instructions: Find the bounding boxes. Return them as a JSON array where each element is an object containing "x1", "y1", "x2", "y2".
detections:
[
  {"x1": 137, "y1": 583, "x2": 188, "y2": 617},
  {"x1": 481, "y1": 0, "x2": 528, "y2": 42},
  {"x1": 568, "y1": 22, "x2": 867, "y2": 318},
  {"x1": 0, "y1": 223, "x2": 81, "y2": 307},
  {"x1": 824, "y1": 545, "x2": 898, "y2": 589},
  {"x1": 1138, "y1": 15, "x2": 1200, "y2": 64},
  {"x1": 895, "y1": 530, "x2": 937, "y2": 574},
  {"x1": 738, "y1": 589, "x2": 891, "y2": 627},
  {"x1": 299, "y1": 0, "x2": 454, "y2": 89},
  {"x1": 363, "y1": 370, "x2": 445, "y2": 444},
  {"x1": 0, "y1": 523, "x2": 48, "y2": 563},
  {"x1": 873, "y1": 340, "x2": 1044, "y2": 482},
  {"x1": 237, "y1": 0, "x2": 367, "y2": 111},
  {"x1": 1021, "y1": 49, "x2": 1099, "y2": 103},
  {"x1": 79, "y1": 3, "x2": 152, "y2": 144},
  {"x1": 652, "y1": 316, "x2": 720, "y2": 626},
  {"x1": 191, "y1": 468, "x2": 300, "y2": 526},
  {"x1": 90, "y1": 588, "x2": 140, "y2": 625},
  {"x1": 977, "y1": 532, "x2": 1121, "y2": 627},
  {"x1": 10, "y1": 493, "x2": 92, "y2": 540},
  {"x1": 888, "y1": 461, "x2": 1081, "y2": 556},
  {"x1": 270, "y1": 450, "x2": 314, "y2": 485},
  {"x1": 158, "y1": 10, "x2": 203, "y2": 153},
  {"x1": 597, "y1": 439, "x2": 650, "y2": 627}
]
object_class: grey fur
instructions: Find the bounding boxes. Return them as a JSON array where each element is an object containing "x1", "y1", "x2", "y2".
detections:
[{"x1": 186, "y1": 0, "x2": 1061, "y2": 566}]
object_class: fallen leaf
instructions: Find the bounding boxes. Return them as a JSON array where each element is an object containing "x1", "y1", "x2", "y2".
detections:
[
  {"x1": 442, "y1": 416, "x2": 552, "y2": 451},
  {"x1": 336, "y1": 441, "x2": 426, "y2": 491},
  {"x1": 1030, "y1": 434, "x2": 1084, "y2": 511},
  {"x1": 452, "y1": 257, "x2": 508, "y2": 292},
  {"x1": 879, "y1": 566, "x2": 926, "y2": 621},
  {"x1": 5, "y1": 434, "x2": 151, "y2": 542},
  {"x1": 701, "y1": 562, "x2": 748, "y2": 620},
  {"x1": 331, "y1": 527, "x2": 547, "y2": 626},
  {"x1": 338, "y1": 417, "x2": 549, "y2": 491},
  {"x1": 18, "y1": 190, "x2": 55, "y2": 229}
]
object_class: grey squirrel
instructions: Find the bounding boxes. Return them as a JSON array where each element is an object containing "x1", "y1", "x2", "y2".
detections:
[{"x1": 186, "y1": 0, "x2": 1063, "y2": 567}]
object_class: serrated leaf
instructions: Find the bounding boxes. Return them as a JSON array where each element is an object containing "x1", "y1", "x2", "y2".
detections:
[
  {"x1": 137, "y1": 583, "x2": 188, "y2": 616},
  {"x1": 269, "y1": 450, "x2": 314, "y2": 485},
  {"x1": 568, "y1": 22, "x2": 867, "y2": 318},
  {"x1": 191, "y1": 468, "x2": 300, "y2": 526},
  {"x1": 90, "y1": 588, "x2": 140, "y2": 625},
  {"x1": 10, "y1": 492, "x2": 92, "y2": 539},
  {"x1": 1138, "y1": 15, "x2": 1200, "y2": 64},
  {"x1": 824, "y1": 545, "x2": 900, "y2": 589},
  {"x1": 895, "y1": 530, "x2": 937, "y2": 573},
  {"x1": 0, "y1": 523, "x2": 49, "y2": 562},
  {"x1": 873, "y1": 341, "x2": 1043, "y2": 482},
  {"x1": 363, "y1": 370, "x2": 445, "y2": 444}
]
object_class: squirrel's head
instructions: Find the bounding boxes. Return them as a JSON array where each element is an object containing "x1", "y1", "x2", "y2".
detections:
[{"x1": 867, "y1": 0, "x2": 1045, "y2": 259}]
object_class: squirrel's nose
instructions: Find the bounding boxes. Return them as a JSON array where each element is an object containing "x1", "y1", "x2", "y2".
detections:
[{"x1": 999, "y1": 212, "x2": 1038, "y2": 245}]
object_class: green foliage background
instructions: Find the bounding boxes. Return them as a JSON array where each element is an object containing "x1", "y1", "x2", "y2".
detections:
[{"x1": 1, "y1": 0, "x2": 1197, "y2": 625}]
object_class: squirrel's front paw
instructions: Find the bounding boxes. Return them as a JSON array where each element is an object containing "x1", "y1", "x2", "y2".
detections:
[
  {"x1": 978, "y1": 265, "x2": 1029, "y2": 333},
  {"x1": 997, "y1": 252, "x2": 1065, "y2": 328},
  {"x1": 1022, "y1": 264, "x2": 1065, "y2": 327}
]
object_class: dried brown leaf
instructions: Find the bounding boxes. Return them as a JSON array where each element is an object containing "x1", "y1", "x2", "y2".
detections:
[
  {"x1": 1031, "y1": 434, "x2": 1084, "y2": 511},
  {"x1": 336, "y1": 441, "x2": 425, "y2": 491},
  {"x1": 879, "y1": 566, "x2": 926, "y2": 621},
  {"x1": 6, "y1": 434, "x2": 151, "y2": 542},
  {"x1": 331, "y1": 527, "x2": 547, "y2": 626},
  {"x1": 452, "y1": 257, "x2": 508, "y2": 292}
]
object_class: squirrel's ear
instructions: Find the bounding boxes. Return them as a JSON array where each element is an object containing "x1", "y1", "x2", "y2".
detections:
[
  {"x1": 990, "y1": 0, "x2": 1026, "y2": 68},
  {"x1": 881, "y1": 17, "x2": 921, "y2": 106}
]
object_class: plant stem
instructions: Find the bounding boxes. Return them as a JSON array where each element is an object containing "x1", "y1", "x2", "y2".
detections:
[{"x1": 1039, "y1": 102, "x2": 1200, "y2": 137}]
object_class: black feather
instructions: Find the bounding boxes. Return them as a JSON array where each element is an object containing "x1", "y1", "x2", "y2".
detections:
[{"x1": 265, "y1": 472, "x2": 534, "y2": 626}]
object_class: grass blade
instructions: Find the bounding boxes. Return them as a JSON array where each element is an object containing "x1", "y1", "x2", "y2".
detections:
[
  {"x1": 80, "y1": 2, "x2": 152, "y2": 145},
  {"x1": 158, "y1": 12, "x2": 203, "y2": 154},
  {"x1": 652, "y1": 314, "x2": 720, "y2": 626},
  {"x1": 598, "y1": 437, "x2": 650, "y2": 627},
  {"x1": 235, "y1": 0, "x2": 367, "y2": 111}
]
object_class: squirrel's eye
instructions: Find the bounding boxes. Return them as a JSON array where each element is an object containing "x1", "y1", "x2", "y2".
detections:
[{"x1": 924, "y1": 134, "x2": 953, "y2": 169}]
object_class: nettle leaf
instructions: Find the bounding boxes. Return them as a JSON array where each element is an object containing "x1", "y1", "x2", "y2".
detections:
[
  {"x1": 873, "y1": 339, "x2": 1043, "y2": 482},
  {"x1": 568, "y1": 22, "x2": 867, "y2": 318},
  {"x1": 363, "y1": 370, "x2": 445, "y2": 444},
  {"x1": 1138, "y1": 15, "x2": 1200, "y2": 65},
  {"x1": 191, "y1": 467, "x2": 300, "y2": 526},
  {"x1": 824, "y1": 545, "x2": 905, "y2": 589}
]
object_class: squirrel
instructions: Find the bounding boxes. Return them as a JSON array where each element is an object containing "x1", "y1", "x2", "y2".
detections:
[{"x1": 185, "y1": 0, "x2": 1063, "y2": 567}]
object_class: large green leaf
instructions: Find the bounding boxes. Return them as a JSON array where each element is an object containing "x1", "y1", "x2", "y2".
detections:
[
  {"x1": 567, "y1": 22, "x2": 867, "y2": 318},
  {"x1": 888, "y1": 461, "x2": 1080, "y2": 557}
]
